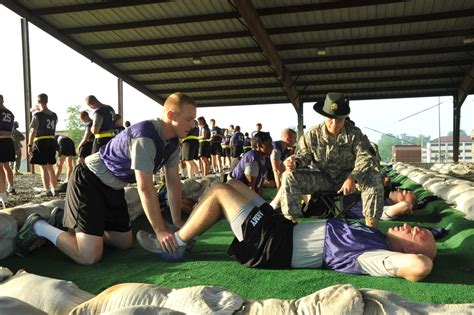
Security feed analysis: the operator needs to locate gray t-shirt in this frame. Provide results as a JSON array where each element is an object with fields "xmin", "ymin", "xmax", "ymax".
[
  {"xmin": 291, "ymin": 221, "xmax": 399, "ymax": 277},
  {"xmin": 85, "ymin": 119, "xmax": 179, "ymax": 190}
]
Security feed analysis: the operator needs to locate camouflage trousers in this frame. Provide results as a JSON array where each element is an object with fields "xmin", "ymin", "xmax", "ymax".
[{"xmin": 279, "ymin": 168, "xmax": 384, "ymax": 220}]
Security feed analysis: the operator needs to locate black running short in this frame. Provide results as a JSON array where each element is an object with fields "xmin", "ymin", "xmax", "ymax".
[
  {"xmin": 210, "ymin": 142, "xmax": 222, "ymax": 155},
  {"xmin": 58, "ymin": 137, "xmax": 76, "ymax": 156},
  {"xmin": 79, "ymin": 141, "xmax": 93, "ymax": 158},
  {"xmin": 0, "ymin": 138, "xmax": 15, "ymax": 162},
  {"xmin": 181, "ymin": 139, "xmax": 199, "ymax": 161},
  {"xmin": 199, "ymin": 141, "xmax": 211, "ymax": 158},
  {"xmin": 232, "ymin": 146, "xmax": 244, "ymax": 158},
  {"xmin": 227, "ymin": 203, "xmax": 295, "ymax": 268},
  {"xmin": 92, "ymin": 137, "xmax": 113, "ymax": 154},
  {"xmin": 30, "ymin": 138, "xmax": 56, "ymax": 165},
  {"xmin": 63, "ymin": 163, "xmax": 131, "ymax": 236}
]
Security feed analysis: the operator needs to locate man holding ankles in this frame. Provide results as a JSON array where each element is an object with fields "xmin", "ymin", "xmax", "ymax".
[
  {"xmin": 16, "ymin": 93, "xmax": 197, "ymax": 265},
  {"xmin": 274, "ymin": 92, "xmax": 384, "ymax": 227},
  {"xmin": 138, "ymin": 180, "xmax": 436, "ymax": 282}
]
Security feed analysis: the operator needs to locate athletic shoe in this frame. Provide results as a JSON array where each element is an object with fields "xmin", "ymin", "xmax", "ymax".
[
  {"xmin": 14, "ymin": 171, "xmax": 23, "ymax": 175},
  {"xmin": 136, "ymin": 230, "xmax": 186, "ymax": 262},
  {"xmin": 6, "ymin": 188, "xmax": 16, "ymax": 195},
  {"xmin": 15, "ymin": 213, "xmax": 43, "ymax": 257},
  {"xmin": 48, "ymin": 207, "xmax": 64, "ymax": 230},
  {"xmin": 0, "ymin": 192, "xmax": 8, "ymax": 209},
  {"xmin": 34, "ymin": 190, "xmax": 53, "ymax": 198},
  {"xmin": 166, "ymin": 224, "xmax": 196, "ymax": 253}
]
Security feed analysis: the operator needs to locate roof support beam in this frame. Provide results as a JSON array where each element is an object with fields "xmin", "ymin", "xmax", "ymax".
[
  {"xmin": 62, "ymin": 1, "xmax": 404, "ymax": 34},
  {"xmin": 140, "ymin": 60, "xmax": 472, "ymax": 85},
  {"xmin": 190, "ymin": 83, "xmax": 457, "ymax": 102},
  {"xmin": 453, "ymin": 94, "xmax": 461, "ymax": 162},
  {"xmin": 123, "ymin": 45, "xmax": 474, "ymax": 75},
  {"xmin": 83, "ymin": 9, "xmax": 474, "ymax": 50},
  {"xmin": 152, "ymin": 72, "xmax": 463, "ymax": 94},
  {"xmin": 231, "ymin": 0, "xmax": 300, "ymax": 111},
  {"xmin": 30, "ymin": 1, "xmax": 166, "ymax": 15},
  {"xmin": 107, "ymin": 28, "xmax": 474, "ymax": 64},
  {"xmin": 456, "ymin": 64, "xmax": 474, "ymax": 106}
]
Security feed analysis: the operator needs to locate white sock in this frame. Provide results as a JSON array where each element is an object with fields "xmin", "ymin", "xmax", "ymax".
[
  {"xmin": 174, "ymin": 232, "xmax": 187, "ymax": 246},
  {"xmin": 33, "ymin": 220, "xmax": 63, "ymax": 246}
]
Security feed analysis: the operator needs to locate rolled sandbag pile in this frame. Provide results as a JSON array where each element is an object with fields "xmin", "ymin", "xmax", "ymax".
[
  {"xmin": 70, "ymin": 283, "xmax": 243, "ymax": 314},
  {"xmin": 2, "ymin": 269, "xmax": 474, "ymax": 315},
  {"xmin": 0, "ymin": 269, "xmax": 95, "ymax": 315},
  {"xmin": 181, "ymin": 175, "xmax": 224, "ymax": 202},
  {"xmin": 453, "ymin": 190, "xmax": 474, "ymax": 220},
  {"xmin": 0, "ymin": 199, "xmax": 65, "ymax": 260}
]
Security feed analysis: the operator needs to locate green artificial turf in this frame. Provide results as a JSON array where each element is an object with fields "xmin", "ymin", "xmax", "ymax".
[{"xmin": 2, "ymin": 174, "xmax": 474, "ymax": 304}]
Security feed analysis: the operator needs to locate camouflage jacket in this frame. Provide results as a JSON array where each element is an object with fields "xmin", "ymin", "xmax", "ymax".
[
  {"xmin": 294, "ymin": 122, "xmax": 377, "ymax": 182},
  {"xmin": 11, "ymin": 129, "xmax": 25, "ymax": 150}
]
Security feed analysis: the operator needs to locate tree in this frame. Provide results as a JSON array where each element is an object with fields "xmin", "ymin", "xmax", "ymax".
[
  {"xmin": 447, "ymin": 130, "xmax": 467, "ymax": 136},
  {"xmin": 65, "ymin": 105, "xmax": 84, "ymax": 146}
]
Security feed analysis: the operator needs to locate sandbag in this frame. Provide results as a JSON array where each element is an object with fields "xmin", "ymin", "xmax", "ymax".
[
  {"xmin": 361, "ymin": 288, "xmax": 474, "ymax": 314},
  {"xmin": 446, "ymin": 184, "xmax": 474, "ymax": 203},
  {"xmin": 71, "ymin": 283, "xmax": 243, "ymax": 314},
  {"xmin": 0, "ymin": 239, "xmax": 14, "ymax": 260},
  {"xmin": 102, "ymin": 305, "xmax": 182, "ymax": 315},
  {"xmin": 3, "ymin": 199, "xmax": 65, "ymax": 226},
  {"xmin": 0, "ymin": 296, "xmax": 47, "ymax": 315},
  {"xmin": 0, "ymin": 212, "xmax": 17, "ymax": 239},
  {"xmin": 239, "ymin": 284, "xmax": 363, "ymax": 315},
  {"xmin": 0, "ymin": 266, "xmax": 13, "ymax": 281},
  {"xmin": 0, "ymin": 270, "xmax": 94, "ymax": 315}
]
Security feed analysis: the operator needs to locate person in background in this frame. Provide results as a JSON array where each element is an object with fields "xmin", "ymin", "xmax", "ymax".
[
  {"xmin": 55, "ymin": 135, "xmax": 76, "ymax": 183},
  {"xmin": 230, "ymin": 125, "xmax": 244, "ymax": 160},
  {"xmin": 77, "ymin": 111, "xmax": 94, "ymax": 163},
  {"xmin": 209, "ymin": 119, "xmax": 223, "ymax": 173},
  {"xmin": 243, "ymin": 132, "xmax": 252, "ymax": 153},
  {"xmin": 277, "ymin": 92, "xmax": 383, "ymax": 227},
  {"xmin": 251, "ymin": 123, "xmax": 262, "ymax": 138},
  {"xmin": 15, "ymin": 92, "xmax": 197, "ymax": 265},
  {"xmin": 11, "ymin": 121, "xmax": 25, "ymax": 176},
  {"xmin": 221, "ymin": 129, "xmax": 232, "ymax": 170},
  {"xmin": 197, "ymin": 116, "xmax": 211, "ymax": 176},
  {"xmin": 114, "ymin": 114, "xmax": 125, "ymax": 135},
  {"xmin": 85, "ymin": 95, "xmax": 116, "ymax": 153},
  {"xmin": 28, "ymin": 93, "xmax": 58, "ymax": 197},
  {"xmin": 181, "ymin": 121, "xmax": 200, "ymax": 178},
  {"xmin": 271, "ymin": 128, "xmax": 297, "ymax": 189},
  {"xmin": 0, "ymin": 95, "xmax": 16, "ymax": 207},
  {"xmin": 230, "ymin": 131, "xmax": 273, "ymax": 196}
]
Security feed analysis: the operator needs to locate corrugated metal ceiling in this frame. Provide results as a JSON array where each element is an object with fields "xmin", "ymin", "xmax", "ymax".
[{"xmin": 2, "ymin": 0, "xmax": 474, "ymax": 111}]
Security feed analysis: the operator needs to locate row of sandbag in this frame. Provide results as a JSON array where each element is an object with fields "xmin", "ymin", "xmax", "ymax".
[
  {"xmin": 0, "ymin": 176, "xmax": 221, "ymax": 260},
  {"xmin": 393, "ymin": 162, "xmax": 474, "ymax": 220},
  {"xmin": 0, "ymin": 267, "xmax": 472, "ymax": 315}
]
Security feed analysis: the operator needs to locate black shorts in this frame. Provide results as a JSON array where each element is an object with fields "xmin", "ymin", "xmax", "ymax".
[
  {"xmin": 210, "ymin": 142, "xmax": 222, "ymax": 155},
  {"xmin": 58, "ymin": 137, "xmax": 76, "ymax": 156},
  {"xmin": 63, "ymin": 163, "xmax": 131, "ymax": 236},
  {"xmin": 232, "ymin": 146, "xmax": 244, "ymax": 158},
  {"xmin": 199, "ymin": 141, "xmax": 211, "ymax": 158},
  {"xmin": 223, "ymin": 147, "xmax": 231, "ymax": 158},
  {"xmin": 0, "ymin": 138, "xmax": 15, "ymax": 162},
  {"xmin": 30, "ymin": 138, "xmax": 56, "ymax": 165},
  {"xmin": 227, "ymin": 203, "xmax": 295, "ymax": 268},
  {"xmin": 79, "ymin": 141, "xmax": 93, "ymax": 158},
  {"xmin": 181, "ymin": 140, "xmax": 199, "ymax": 161},
  {"xmin": 92, "ymin": 137, "xmax": 113, "ymax": 154}
]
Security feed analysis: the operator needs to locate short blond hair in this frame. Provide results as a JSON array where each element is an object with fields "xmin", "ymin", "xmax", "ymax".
[{"xmin": 163, "ymin": 92, "xmax": 196, "ymax": 112}]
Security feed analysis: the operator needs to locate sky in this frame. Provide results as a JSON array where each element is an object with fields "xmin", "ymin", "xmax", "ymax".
[{"xmin": 1, "ymin": 6, "xmax": 472, "ymax": 144}]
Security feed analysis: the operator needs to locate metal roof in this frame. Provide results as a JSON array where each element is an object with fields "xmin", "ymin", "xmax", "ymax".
[{"xmin": 3, "ymin": 0, "xmax": 474, "ymax": 112}]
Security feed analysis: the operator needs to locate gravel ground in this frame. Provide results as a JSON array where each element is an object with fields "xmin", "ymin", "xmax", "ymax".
[{"xmin": 5, "ymin": 172, "xmax": 66, "ymax": 208}]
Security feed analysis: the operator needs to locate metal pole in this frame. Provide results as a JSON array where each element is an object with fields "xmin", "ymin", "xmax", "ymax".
[
  {"xmin": 453, "ymin": 94, "xmax": 461, "ymax": 163},
  {"xmin": 438, "ymin": 97, "xmax": 441, "ymax": 162},
  {"xmin": 297, "ymin": 101, "xmax": 304, "ymax": 139},
  {"xmin": 21, "ymin": 18, "xmax": 32, "ymax": 172},
  {"xmin": 117, "ymin": 78, "xmax": 124, "ymax": 118}
]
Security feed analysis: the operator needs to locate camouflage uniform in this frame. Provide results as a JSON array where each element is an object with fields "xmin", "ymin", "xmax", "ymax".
[{"xmin": 280, "ymin": 121, "xmax": 384, "ymax": 220}]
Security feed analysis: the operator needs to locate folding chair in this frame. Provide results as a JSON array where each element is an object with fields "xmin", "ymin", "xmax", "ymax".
[{"xmin": 303, "ymin": 191, "xmax": 359, "ymax": 219}]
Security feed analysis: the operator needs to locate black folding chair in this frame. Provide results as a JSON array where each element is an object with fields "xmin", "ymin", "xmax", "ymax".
[{"xmin": 302, "ymin": 191, "xmax": 359, "ymax": 219}]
